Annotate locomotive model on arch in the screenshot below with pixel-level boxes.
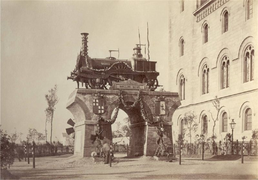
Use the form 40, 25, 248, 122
68, 33, 160, 90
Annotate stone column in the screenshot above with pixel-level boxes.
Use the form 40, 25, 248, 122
145, 125, 158, 156
128, 122, 146, 157
67, 89, 115, 157
144, 123, 173, 156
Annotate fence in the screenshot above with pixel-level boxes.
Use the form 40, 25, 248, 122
15, 144, 74, 160
173, 139, 258, 157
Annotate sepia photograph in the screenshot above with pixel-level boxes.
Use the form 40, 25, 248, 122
1, 0, 258, 179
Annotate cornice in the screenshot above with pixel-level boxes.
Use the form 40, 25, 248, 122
193, 0, 230, 22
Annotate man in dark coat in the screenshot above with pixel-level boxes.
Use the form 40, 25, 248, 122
102, 137, 111, 164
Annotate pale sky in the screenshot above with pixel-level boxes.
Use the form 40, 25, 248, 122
1, 0, 170, 142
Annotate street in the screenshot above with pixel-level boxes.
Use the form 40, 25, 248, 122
2, 153, 258, 180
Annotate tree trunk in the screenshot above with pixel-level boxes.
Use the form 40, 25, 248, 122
45, 120, 48, 142
189, 123, 192, 144
50, 110, 54, 143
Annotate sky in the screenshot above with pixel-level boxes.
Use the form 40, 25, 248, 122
1, 0, 170, 142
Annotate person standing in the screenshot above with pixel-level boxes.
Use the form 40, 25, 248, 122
102, 137, 110, 164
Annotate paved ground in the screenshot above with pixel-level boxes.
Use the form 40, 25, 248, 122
2, 153, 258, 180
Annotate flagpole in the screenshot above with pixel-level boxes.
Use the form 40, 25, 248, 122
138, 28, 141, 45
147, 23, 150, 61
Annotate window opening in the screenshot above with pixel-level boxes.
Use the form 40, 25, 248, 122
202, 64, 209, 94
221, 56, 229, 89
179, 75, 185, 100
223, 11, 228, 33
203, 24, 208, 43
244, 108, 252, 130
244, 45, 254, 82
202, 115, 208, 134
222, 112, 228, 132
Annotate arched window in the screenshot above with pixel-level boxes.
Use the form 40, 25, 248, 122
203, 23, 209, 43
222, 112, 228, 132
180, 38, 184, 56
244, 108, 252, 130
179, 75, 185, 100
243, 45, 254, 82
221, 56, 230, 89
246, 0, 253, 20
222, 11, 229, 33
202, 115, 208, 135
202, 64, 209, 94
181, 0, 184, 12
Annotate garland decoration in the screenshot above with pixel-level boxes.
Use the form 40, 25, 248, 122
120, 90, 141, 109
98, 107, 119, 124
157, 120, 164, 136
108, 106, 119, 124
139, 97, 152, 124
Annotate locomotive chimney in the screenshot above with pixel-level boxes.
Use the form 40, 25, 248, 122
133, 44, 143, 59
81, 33, 89, 57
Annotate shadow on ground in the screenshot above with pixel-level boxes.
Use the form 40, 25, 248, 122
184, 155, 242, 161
1, 169, 19, 180
182, 155, 243, 162
206, 155, 241, 161
139, 173, 257, 180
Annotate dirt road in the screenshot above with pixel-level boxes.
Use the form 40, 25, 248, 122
2, 154, 258, 180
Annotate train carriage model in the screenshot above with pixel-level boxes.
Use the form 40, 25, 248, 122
68, 33, 159, 91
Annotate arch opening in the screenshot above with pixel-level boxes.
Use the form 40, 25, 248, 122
111, 109, 129, 158
110, 101, 147, 157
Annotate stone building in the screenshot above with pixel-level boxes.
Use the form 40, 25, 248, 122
168, 0, 258, 143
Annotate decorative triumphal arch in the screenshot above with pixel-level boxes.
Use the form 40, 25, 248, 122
66, 33, 180, 157
67, 80, 180, 157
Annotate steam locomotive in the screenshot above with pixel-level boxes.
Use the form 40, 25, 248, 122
68, 33, 159, 91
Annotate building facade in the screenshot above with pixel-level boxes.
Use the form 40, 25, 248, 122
168, 0, 258, 143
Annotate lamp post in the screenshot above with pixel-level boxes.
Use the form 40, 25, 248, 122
230, 119, 236, 155
200, 134, 205, 160
241, 136, 246, 164
26, 138, 30, 164
32, 141, 35, 168
178, 134, 182, 165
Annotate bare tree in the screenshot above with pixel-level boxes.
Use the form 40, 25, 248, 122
10, 131, 22, 143
206, 96, 223, 155
27, 128, 45, 143
45, 85, 58, 143
27, 128, 38, 142
208, 96, 222, 140
183, 111, 198, 144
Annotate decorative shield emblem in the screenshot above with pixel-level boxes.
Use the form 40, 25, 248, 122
155, 97, 166, 116
93, 94, 105, 115
160, 101, 166, 115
